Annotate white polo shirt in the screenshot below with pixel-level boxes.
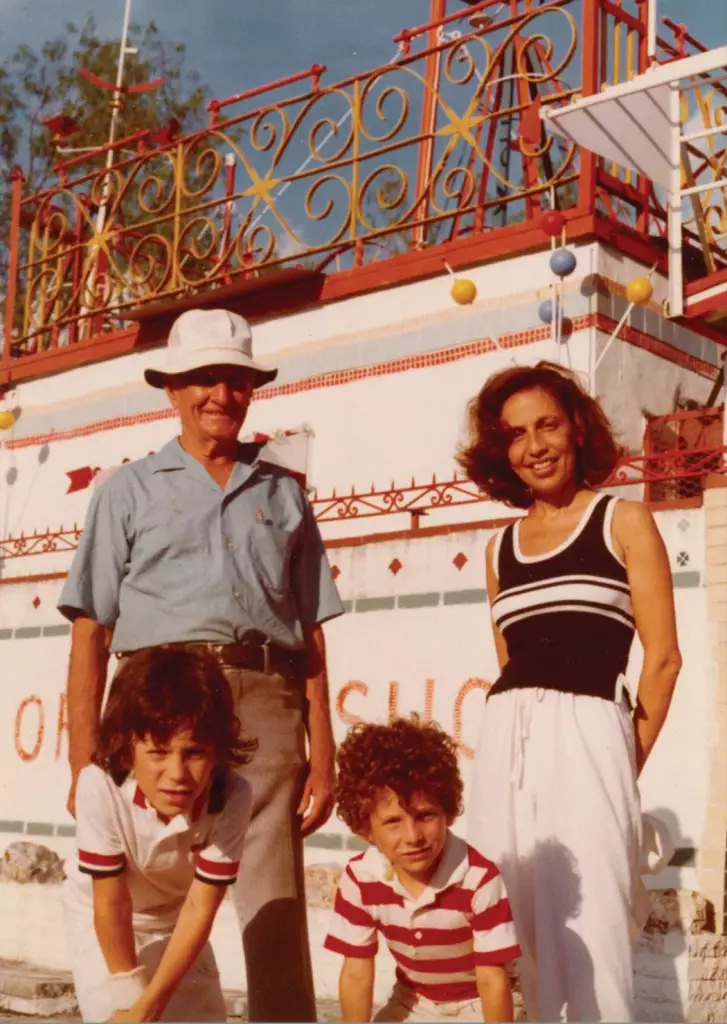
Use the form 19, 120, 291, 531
65, 764, 252, 932
324, 832, 520, 1003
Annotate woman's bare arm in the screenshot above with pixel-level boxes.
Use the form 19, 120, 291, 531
486, 534, 509, 672
612, 501, 682, 775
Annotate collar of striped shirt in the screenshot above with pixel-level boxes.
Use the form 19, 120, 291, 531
360, 831, 469, 903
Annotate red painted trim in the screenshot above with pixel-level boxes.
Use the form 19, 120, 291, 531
0, 572, 68, 587
324, 516, 518, 549
4, 206, 724, 391
318, 212, 598, 302
685, 267, 727, 298
2, 327, 138, 387
594, 313, 719, 379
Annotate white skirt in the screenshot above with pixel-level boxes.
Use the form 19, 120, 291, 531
467, 686, 645, 1024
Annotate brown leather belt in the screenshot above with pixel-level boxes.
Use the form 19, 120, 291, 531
121, 640, 299, 674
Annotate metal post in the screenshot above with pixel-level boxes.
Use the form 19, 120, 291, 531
96, 0, 134, 236
646, 0, 658, 64
3, 167, 25, 376
413, 0, 446, 248
667, 82, 684, 317
83, 0, 134, 319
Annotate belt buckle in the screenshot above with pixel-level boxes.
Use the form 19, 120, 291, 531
236, 629, 272, 673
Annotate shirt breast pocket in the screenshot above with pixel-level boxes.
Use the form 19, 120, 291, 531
248, 522, 296, 595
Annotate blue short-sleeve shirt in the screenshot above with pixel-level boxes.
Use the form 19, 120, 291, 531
59, 439, 344, 652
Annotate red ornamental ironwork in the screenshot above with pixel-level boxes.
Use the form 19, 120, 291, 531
0, 525, 83, 560
312, 476, 483, 521
1, 446, 725, 563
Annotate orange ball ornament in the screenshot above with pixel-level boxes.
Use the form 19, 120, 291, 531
0, 409, 15, 431
451, 278, 477, 305
626, 277, 653, 305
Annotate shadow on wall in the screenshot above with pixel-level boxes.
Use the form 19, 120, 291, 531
501, 839, 600, 1023
635, 807, 700, 1024
501, 822, 697, 1024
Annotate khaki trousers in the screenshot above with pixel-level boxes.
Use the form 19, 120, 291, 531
374, 982, 484, 1023
224, 665, 316, 1023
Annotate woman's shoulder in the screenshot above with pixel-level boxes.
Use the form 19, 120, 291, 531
611, 498, 655, 534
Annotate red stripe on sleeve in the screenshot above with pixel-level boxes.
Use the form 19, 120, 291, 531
334, 890, 376, 929
474, 944, 522, 966
324, 935, 378, 959
473, 897, 514, 931
79, 850, 124, 867
195, 855, 239, 878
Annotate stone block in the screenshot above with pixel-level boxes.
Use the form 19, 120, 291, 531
706, 503, 727, 528
0, 843, 65, 885
304, 863, 342, 909
705, 526, 727, 549
689, 934, 727, 958
645, 889, 710, 935
706, 562, 727, 585
705, 489, 727, 510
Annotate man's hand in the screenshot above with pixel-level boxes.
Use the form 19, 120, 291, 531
299, 624, 336, 836
66, 771, 81, 819
297, 751, 335, 837
107, 1010, 143, 1023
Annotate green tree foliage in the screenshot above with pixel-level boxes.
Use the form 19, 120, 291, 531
0, 15, 210, 313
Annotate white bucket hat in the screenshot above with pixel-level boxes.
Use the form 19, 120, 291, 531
144, 308, 278, 389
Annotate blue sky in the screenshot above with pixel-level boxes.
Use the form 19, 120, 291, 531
0, 1, 722, 113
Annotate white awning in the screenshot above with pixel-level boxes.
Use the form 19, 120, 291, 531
541, 47, 727, 190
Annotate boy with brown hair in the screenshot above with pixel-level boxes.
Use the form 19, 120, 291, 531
63, 647, 257, 1022
325, 718, 520, 1023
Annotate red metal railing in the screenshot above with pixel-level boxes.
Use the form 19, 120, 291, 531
1, 414, 724, 561
2, 0, 724, 383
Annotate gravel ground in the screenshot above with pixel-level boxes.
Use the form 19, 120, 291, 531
0, 999, 343, 1022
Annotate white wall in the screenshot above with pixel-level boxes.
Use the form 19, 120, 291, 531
0, 507, 711, 900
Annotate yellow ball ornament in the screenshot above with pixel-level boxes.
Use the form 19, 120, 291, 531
0, 409, 15, 431
451, 277, 477, 305
626, 277, 653, 305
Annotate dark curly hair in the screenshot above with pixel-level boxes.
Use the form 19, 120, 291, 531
95, 648, 257, 784
335, 717, 464, 836
456, 361, 622, 509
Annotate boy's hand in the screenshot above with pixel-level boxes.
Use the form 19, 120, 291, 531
107, 1011, 141, 1023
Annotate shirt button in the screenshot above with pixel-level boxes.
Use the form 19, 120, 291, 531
415, 931, 423, 941
225, 538, 233, 550
233, 590, 241, 600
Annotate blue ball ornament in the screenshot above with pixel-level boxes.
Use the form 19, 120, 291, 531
538, 298, 559, 324
550, 248, 577, 278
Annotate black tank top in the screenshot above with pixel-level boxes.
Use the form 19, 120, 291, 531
489, 494, 635, 701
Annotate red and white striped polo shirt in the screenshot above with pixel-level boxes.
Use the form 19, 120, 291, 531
66, 764, 252, 930
324, 832, 520, 1003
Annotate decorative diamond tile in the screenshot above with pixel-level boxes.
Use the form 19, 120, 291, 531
453, 552, 468, 571
676, 551, 690, 567
32, 597, 41, 609
331, 565, 341, 580
678, 518, 690, 533
389, 558, 403, 576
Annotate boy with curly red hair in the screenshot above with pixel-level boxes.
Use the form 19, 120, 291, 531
324, 718, 520, 1022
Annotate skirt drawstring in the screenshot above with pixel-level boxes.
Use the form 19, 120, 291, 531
510, 688, 545, 787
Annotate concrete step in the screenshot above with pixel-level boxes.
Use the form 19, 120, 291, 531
0, 960, 342, 1021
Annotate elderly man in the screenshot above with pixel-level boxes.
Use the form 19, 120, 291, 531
59, 308, 344, 1023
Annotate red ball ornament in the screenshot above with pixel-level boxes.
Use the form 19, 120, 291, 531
541, 210, 565, 237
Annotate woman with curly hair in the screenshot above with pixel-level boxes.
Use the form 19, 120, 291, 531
63, 647, 257, 1023
458, 362, 681, 1022
325, 717, 521, 1023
